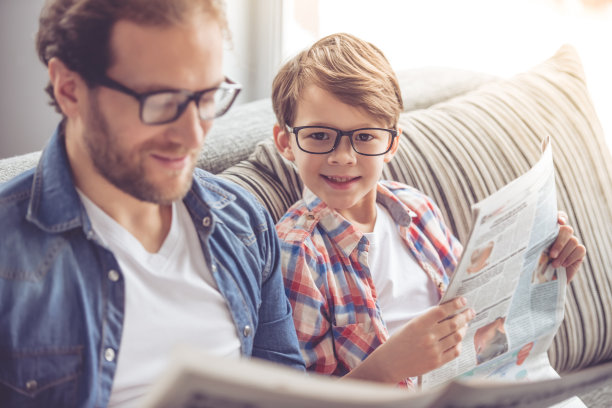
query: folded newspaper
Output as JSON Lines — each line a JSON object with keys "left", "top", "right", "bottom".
{"left": 141, "top": 346, "right": 612, "bottom": 408}
{"left": 418, "top": 136, "right": 583, "bottom": 406}
{"left": 142, "top": 137, "right": 610, "bottom": 408}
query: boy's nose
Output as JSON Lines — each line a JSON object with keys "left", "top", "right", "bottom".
{"left": 328, "top": 136, "right": 357, "bottom": 165}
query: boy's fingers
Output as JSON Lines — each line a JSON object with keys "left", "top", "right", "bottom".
{"left": 438, "top": 297, "right": 467, "bottom": 317}
{"left": 557, "top": 211, "right": 568, "bottom": 225}
{"left": 549, "top": 225, "right": 573, "bottom": 259}
{"left": 563, "top": 246, "right": 586, "bottom": 282}
{"left": 439, "top": 324, "right": 468, "bottom": 346}
{"left": 439, "top": 308, "right": 474, "bottom": 337}
{"left": 552, "top": 237, "right": 584, "bottom": 268}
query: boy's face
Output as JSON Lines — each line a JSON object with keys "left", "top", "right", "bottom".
{"left": 274, "top": 85, "right": 399, "bottom": 221}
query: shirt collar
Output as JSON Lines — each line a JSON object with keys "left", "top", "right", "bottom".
{"left": 301, "top": 182, "right": 415, "bottom": 257}
{"left": 27, "top": 125, "right": 85, "bottom": 233}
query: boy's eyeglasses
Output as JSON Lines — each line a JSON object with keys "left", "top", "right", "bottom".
{"left": 290, "top": 126, "right": 397, "bottom": 156}
{"left": 92, "top": 75, "right": 242, "bottom": 125}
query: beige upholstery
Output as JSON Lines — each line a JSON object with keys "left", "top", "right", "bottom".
{"left": 220, "top": 45, "right": 612, "bottom": 373}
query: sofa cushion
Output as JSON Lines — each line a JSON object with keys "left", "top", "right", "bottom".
{"left": 219, "top": 44, "right": 612, "bottom": 373}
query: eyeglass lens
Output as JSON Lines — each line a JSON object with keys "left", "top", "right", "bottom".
{"left": 296, "top": 127, "right": 393, "bottom": 155}
{"left": 141, "top": 86, "right": 237, "bottom": 125}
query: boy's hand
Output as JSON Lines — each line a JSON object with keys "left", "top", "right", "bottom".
{"left": 381, "top": 297, "right": 475, "bottom": 380}
{"left": 550, "top": 211, "right": 586, "bottom": 283}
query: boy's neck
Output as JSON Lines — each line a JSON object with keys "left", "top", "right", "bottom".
{"left": 337, "top": 202, "right": 378, "bottom": 234}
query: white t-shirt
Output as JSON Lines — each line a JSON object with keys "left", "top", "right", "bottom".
{"left": 364, "top": 204, "right": 440, "bottom": 336}
{"left": 77, "top": 192, "right": 241, "bottom": 408}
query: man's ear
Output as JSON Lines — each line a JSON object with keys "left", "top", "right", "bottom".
{"left": 48, "top": 57, "right": 83, "bottom": 119}
{"left": 273, "top": 124, "right": 295, "bottom": 161}
{"left": 383, "top": 127, "right": 401, "bottom": 163}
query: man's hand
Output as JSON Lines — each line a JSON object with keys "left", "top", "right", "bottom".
{"left": 550, "top": 211, "right": 586, "bottom": 283}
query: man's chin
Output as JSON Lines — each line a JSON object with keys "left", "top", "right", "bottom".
{"left": 120, "top": 174, "right": 194, "bottom": 205}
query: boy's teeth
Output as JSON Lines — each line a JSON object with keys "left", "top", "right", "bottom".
{"left": 328, "top": 176, "right": 352, "bottom": 182}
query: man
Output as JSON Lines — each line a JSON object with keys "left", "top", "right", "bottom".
{"left": 0, "top": 1, "right": 304, "bottom": 407}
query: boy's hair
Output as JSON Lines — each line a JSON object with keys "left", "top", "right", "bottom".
{"left": 272, "top": 32, "right": 403, "bottom": 131}
{"left": 36, "top": 0, "right": 229, "bottom": 115}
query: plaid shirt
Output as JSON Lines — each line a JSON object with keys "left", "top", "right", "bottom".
{"left": 276, "top": 180, "right": 462, "bottom": 380}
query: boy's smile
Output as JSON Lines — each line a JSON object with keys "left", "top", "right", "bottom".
{"left": 322, "top": 175, "right": 362, "bottom": 189}
{"left": 274, "top": 84, "right": 400, "bottom": 228}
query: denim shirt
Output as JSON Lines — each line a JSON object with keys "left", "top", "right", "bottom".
{"left": 0, "top": 129, "right": 305, "bottom": 408}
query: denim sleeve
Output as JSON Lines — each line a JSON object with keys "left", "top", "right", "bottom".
{"left": 251, "top": 206, "right": 306, "bottom": 371}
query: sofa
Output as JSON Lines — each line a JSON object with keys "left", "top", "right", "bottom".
{"left": 1, "top": 44, "right": 611, "bottom": 406}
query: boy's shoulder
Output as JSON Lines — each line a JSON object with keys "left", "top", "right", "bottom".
{"left": 379, "top": 180, "right": 439, "bottom": 212}
{"left": 275, "top": 199, "right": 314, "bottom": 243}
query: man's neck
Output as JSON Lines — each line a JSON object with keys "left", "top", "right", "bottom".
{"left": 66, "top": 132, "right": 173, "bottom": 253}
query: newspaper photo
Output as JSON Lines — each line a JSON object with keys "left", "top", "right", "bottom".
{"left": 419, "top": 137, "right": 582, "bottom": 406}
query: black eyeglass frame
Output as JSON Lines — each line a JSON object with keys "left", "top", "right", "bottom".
{"left": 289, "top": 125, "right": 398, "bottom": 156}
{"left": 93, "top": 75, "right": 242, "bottom": 125}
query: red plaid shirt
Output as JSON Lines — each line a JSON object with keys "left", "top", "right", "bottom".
{"left": 276, "top": 181, "right": 462, "bottom": 382}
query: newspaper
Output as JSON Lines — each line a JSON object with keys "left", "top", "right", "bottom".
{"left": 419, "top": 137, "right": 582, "bottom": 405}
{"left": 140, "top": 346, "right": 612, "bottom": 408}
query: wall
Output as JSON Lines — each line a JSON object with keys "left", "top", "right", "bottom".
{"left": 0, "top": 0, "right": 283, "bottom": 160}
{"left": 0, "top": 0, "right": 60, "bottom": 159}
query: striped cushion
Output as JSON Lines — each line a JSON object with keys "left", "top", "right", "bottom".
{"left": 219, "top": 44, "right": 612, "bottom": 373}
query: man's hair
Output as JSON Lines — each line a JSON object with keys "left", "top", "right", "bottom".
{"left": 36, "top": 0, "right": 229, "bottom": 114}
{"left": 271, "top": 33, "right": 403, "bottom": 130}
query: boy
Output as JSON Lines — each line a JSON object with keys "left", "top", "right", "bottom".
{"left": 272, "top": 33, "right": 585, "bottom": 385}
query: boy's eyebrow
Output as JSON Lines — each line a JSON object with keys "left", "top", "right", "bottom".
{"left": 297, "top": 122, "right": 385, "bottom": 130}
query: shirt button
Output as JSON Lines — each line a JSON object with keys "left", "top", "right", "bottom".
{"left": 108, "top": 269, "right": 120, "bottom": 282}
{"left": 202, "top": 216, "right": 211, "bottom": 227}
{"left": 243, "top": 325, "right": 252, "bottom": 337}
{"left": 104, "top": 348, "right": 116, "bottom": 362}
{"left": 25, "top": 379, "right": 38, "bottom": 392}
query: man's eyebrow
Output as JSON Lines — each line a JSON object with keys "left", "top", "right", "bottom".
{"left": 137, "top": 77, "right": 226, "bottom": 93}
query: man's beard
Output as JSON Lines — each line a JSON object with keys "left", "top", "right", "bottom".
{"left": 83, "top": 96, "right": 197, "bottom": 205}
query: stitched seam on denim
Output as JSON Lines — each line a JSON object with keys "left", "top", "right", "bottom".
{"left": 0, "top": 346, "right": 83, "bottom": 396}
{"left": 0, "top": 189, "right": 30, "bottom": 206}
{"left": 0, "top": 236, "right": 68, "bottom": 281}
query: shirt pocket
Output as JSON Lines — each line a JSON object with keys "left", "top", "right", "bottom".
{"left": 0, "top": 347, "right": 82, "bottom": 408}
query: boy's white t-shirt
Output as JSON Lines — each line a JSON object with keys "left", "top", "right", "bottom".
{"left": 77, "top": 191, "right": 240, "bottom": 408}
{"left": 364, "top": 204, "right": 440, "bottom": 336}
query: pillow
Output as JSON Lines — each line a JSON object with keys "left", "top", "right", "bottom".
{"left": 219, "top": 44, "right": 612, "bottom": 373}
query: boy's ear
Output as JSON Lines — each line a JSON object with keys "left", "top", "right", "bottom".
{"left": 383, "top": 127, "right": 401, "bottom": 163}
{"left": 273, "top": 124, "right": 296, "bottom": 161}
{"left": 48, "top": 57, "right": 83, "bottom": 119}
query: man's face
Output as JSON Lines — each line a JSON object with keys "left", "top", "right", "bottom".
{"left": 79, "top": 13, "right": 224, "bottom": 204}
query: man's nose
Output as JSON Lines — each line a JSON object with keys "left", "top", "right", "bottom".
{"left": 170, "top": 101, "right": 208, "bottom": 149}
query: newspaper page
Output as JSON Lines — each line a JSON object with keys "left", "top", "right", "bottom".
{"left": 420, "top": 137, "right": 581, "bottom": 406}
{"left": 140, "top": 345, "right": 612, "bottom": 408}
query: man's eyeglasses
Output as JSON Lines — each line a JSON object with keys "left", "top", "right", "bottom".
{"left": 289, "top": 126, "right": 397, "bottom": 156}
{"left": 93, "top": 75, "right": 242, "bottom": 125}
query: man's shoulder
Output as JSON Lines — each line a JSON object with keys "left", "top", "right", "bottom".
{"left": 190, "top": 168, "right": 270, "bottom": 225}
{"left": 193, "top": 168, "right": 258, "bottom": 203}
{"left": 0, "top": 169, "right": 35, "bottom": 215}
